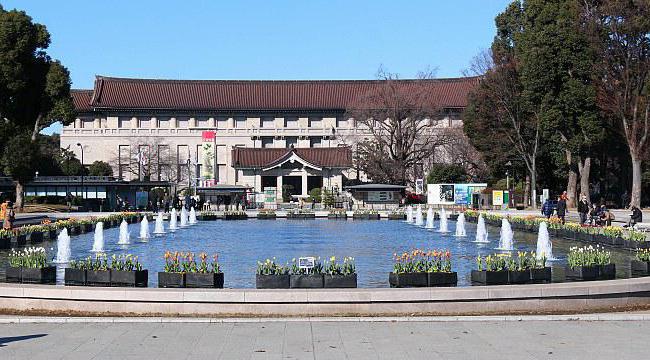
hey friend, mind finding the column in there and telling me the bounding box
[301,171,308,197]
[276,175,283,203]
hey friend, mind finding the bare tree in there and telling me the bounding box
[109,136,182,184]
[344,67,454,185]
[587,0,650,208]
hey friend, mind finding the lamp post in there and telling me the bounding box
[506,161,512,207]
[76,143,86,204]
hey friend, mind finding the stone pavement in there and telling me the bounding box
[0,318,647,359]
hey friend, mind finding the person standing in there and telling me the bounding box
[577,195,590,225]
[557,195,567,225]
[3,201,15,230]
[542,198,553,219]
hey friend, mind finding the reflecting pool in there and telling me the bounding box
[0,219,636,287]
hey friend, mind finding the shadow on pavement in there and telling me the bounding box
[0,334,47,347]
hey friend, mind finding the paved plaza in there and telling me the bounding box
[0,318,648,359]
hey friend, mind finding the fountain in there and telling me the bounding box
[536,222,554,260]
[54,228,71,264]
[154,212,165,235]
[438,208,449,233]
[139,216,150,240]
[414,206,424,226]
[497,218,514,250]
[406,206,414,223]
[455,213,467,237]
[474,214,489,243]
[91,222,104,252]
[118,219,130,245]
[425,207,435,229]
[169,208,178,231]
[189,207,197,225]
[180,207,188,227]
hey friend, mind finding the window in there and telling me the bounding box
[261,117,275,128]
[310,136,322,148]
[336,117,350,128]
[177,117,189,128]
[118,145,130,179]
[285,116,298,128]
[216,117,229,129]
[285,136,298,148]
[235,117,247,128]
[158,117,171,128]
[261,137,274,148]
[138,118,151,128]
[309,117,323,128]
[118,117,131,128]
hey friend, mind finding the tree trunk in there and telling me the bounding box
[14,182,24,212]
[565,150,577,208]
[31,113,43,141]
[530,162,537,209]
[524,175,530,208]
[631,155,642,208]
[578,157,591,204]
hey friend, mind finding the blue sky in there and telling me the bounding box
[2,0,510,133]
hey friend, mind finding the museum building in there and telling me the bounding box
[62,76,476,203]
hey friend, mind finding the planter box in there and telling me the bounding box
[80,223,94,233]
[21,266,56,284]
[388,272,428,288]
[185,272,224,288]
[110,269,148,287]
[327,214,347,219]
[5,266,21,283]
[470,270,509,285]
[224,214,248,220]
[28,231,44,243]
[388,214,405,220]
[256,274,290,289]
[0,236,11,249]
[428,272,458,287]
[287,213,316,219]
[47,229,58,240]
[86,270,111,286]
[324,274,357,288]
[256,214,277,220]
[631,260,650,276]
[353,214,380,220]
[64,268,86,286]
[11,234,27,247]
[566,264,615,281]
[508,270,531,284]
[67,226,81,235]
[530,267,552,283]
[158,272,185,288]
[576,232,593,243]
[290,274,324,288]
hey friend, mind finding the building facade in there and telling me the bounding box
[62,76,476,203]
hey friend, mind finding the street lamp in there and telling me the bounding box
[76,143,86,204]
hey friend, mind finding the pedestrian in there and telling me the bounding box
[0,199,7,222]
[628,205,643,228]
[541,198,553,219]
[577,195,590,225]
[556,195,567,225]
[590,204,600,225]
[3,201,15,230]
[599,205,614,227]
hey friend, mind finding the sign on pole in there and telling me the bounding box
[201,131,216,185]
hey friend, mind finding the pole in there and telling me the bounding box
[77,143,85,207]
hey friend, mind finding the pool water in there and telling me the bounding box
[0,219,636,287]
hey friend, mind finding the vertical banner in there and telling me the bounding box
[493,190,504,206]
[201,131,216,185]
[454,184,470,205]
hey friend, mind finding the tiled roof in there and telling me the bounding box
[71,90,94,112]
[73,76,478,111]
[232,147,352,168]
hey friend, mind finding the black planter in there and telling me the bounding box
[21,266,56,284]
[324,274,357,288]
[388,214,406,220]
[110,269,148,287]
[0,236,11,249]
[631,260,650,276]
[599,264,616,280]
[86,270,111,286]
[508,270,531,284]
[353,214,380,220]
[28,231,44,243]
[327,214,347,219]
[80,223,94,233]
[47,229,58,240]
[530,267,552,283]
[11,234,27,247]
[185,272,224,288]
[388,272,428,288]
[576,232,593,243]
[256,214,277,220]
[290,274,324,288]
[158,272,185,288]
[255,274,290,289]
[566,266,600,281]
[427,272,458,287]
[5,266,21,283]
[224,214,248,220]
[470,270,509,285]
[561,229,575,240]
[64,268,86,286]
[67,226,81,235]
[287,213,315,219]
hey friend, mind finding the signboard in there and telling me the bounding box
[493,190,504,206]
[298,257,315,270]
[368,191,394,202]
[201,131,216,182]
[427,184,455,205]
[454,184,470,205]
[415,179,424,195]
[135,191,148,209]
[264,187,276,204]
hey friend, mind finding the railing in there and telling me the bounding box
[31,176,119,183]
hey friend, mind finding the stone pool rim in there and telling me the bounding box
[1,276,649,317]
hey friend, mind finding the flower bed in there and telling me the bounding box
[224,211,247,220]
[566,245,615,281]
[256,258,290,289]
[6,247,55,284]
[387,210,405,220]
[389,249,457,287]
[631,248,650,277]
[327,209,347,219]
[286,209,315,219]
[198,211,218,221]
[323,256,357,288]
[66,253,148,287]
[257,209,277,220]
[471,252,550,285]
[352,209,380,220]
[159,251,223,288]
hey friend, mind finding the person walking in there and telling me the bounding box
[557,195,567,225]
[628,205,643,228]
[3,201,15,230]
[577,195,590,225]
[542,198,554,219]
